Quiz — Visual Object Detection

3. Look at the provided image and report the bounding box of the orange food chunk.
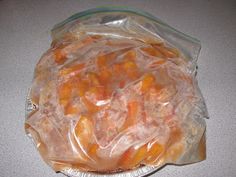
[122,60,140,80]
[97,55,107,69]
[127,101,139,119]
[54,48,67,64]
[141,73,156,93]
[145,143,164,163]
[119,145,148,169]
[112,57,140,80]
[123,60,137,70]
[121,101,139,131]
[119,148,133,168]
[74,115,93,150]
[88,86,111,102]
[123,50,136,61]
[132,145,148,167]
[88,144,99,160]
[65,103,79,115]
[170,127,182,144]
[97,53,116,69]
[98,68,112,85]
[76,79,89,97]
[112,63,123,76]
[58,81,72,106]
[87,72,101,86]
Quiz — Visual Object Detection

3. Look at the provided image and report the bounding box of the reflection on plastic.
[25,7,207,176]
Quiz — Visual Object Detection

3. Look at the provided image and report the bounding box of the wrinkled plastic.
[25,7,207,176]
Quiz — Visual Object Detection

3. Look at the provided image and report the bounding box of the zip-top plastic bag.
[25,7,207,177]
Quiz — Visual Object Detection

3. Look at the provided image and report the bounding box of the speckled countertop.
[0,0,236,177]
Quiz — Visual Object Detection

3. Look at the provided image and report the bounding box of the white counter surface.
[0,0,236,177]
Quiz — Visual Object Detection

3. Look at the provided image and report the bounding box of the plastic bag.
[25,7,208,177]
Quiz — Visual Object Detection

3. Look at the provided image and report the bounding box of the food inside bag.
[25,7,207,176]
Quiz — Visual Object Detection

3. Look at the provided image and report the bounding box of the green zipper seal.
[52,6,200,45]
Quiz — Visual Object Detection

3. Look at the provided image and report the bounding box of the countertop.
[0,0,236,177]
